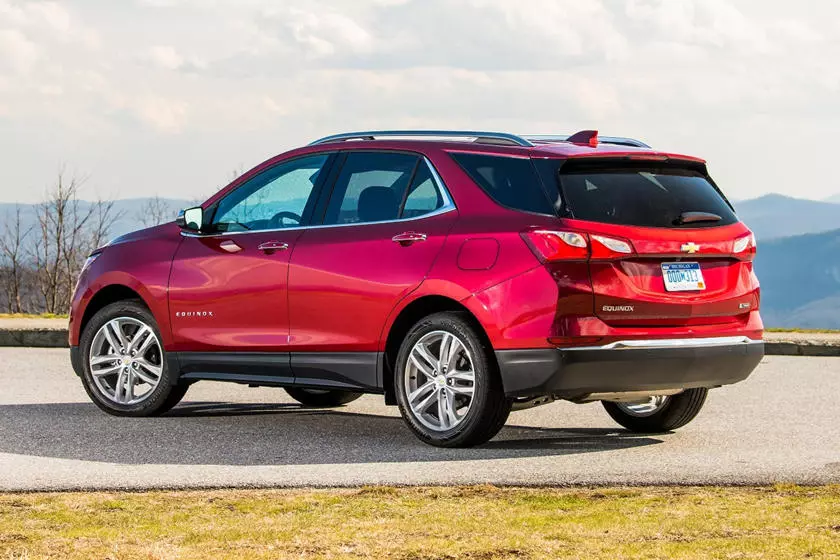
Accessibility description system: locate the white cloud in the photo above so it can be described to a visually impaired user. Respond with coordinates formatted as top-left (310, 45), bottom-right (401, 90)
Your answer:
top-left (0, 0), bottom-right (839, 202)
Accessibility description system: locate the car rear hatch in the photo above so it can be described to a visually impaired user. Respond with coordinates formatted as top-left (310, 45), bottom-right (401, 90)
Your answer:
top-left (531, 157), bottom-right (758, 328)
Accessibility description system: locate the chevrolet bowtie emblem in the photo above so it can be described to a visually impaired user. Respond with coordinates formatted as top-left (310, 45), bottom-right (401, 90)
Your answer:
top-left (681, 242), bottom-right (700, 254)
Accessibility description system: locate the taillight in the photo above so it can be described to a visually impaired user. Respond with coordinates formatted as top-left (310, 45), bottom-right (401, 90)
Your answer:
top-left (522, 230), bottom-right (635, 262)
top-left (522, 230), bottom-right (588, 261)
top-left (733, 232), bottom-right (756, 261)
top-left (590, 234), bottom-right (633, 259)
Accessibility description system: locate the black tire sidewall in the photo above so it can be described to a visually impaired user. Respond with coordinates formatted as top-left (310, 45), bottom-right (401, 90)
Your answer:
top-left (79, 300), bottom-right (180, 417)
top-left (394, 312), bottom-right (505, 447)
top-left (602, 388), bottom-right (708, 433)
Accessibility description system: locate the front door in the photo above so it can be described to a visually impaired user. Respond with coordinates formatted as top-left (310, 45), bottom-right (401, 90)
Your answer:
top-left (168, 153), bottom-right (333, 362)
top-left (288, 151), bottom-right (457, 389)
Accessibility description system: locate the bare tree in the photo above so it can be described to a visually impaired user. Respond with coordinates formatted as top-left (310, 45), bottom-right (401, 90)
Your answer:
top-left (29, 171), bottom-right (122, 314)
top-left (0, 206), bottom-right (31, 313)
top-left (136, 196), bottom-right (172, 227)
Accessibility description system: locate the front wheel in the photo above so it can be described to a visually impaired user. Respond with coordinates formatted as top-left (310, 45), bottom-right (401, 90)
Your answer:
top-left (602, 388), bottom-right (708, 433)
top-left (395, 312), bottom-right (511, 448)
top-left (79, 299), bottom-right (187, 416)
top-left (284, 387), bottom-right (363, 407)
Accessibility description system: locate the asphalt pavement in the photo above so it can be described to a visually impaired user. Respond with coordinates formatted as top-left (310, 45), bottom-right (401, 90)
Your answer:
top-left (0, 348), bottom-right (837, 491)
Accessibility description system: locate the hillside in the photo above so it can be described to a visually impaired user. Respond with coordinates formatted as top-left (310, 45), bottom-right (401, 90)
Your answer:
top-left (754, 229), bottom-right (840, 329)
top-left (734, 194), bottom-right (840, 240)
top-left (0, 198), bottom-right (193, 239)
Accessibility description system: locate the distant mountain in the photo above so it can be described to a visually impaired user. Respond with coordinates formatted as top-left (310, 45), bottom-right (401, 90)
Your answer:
top-left (0, 198), bottom-right (194, 240)
top-left (824, 194), bottom-right (840, 203)
top-left (754, 229), bottom-right (840, 329)
top-left (734, 194), bottom-right (840, 240)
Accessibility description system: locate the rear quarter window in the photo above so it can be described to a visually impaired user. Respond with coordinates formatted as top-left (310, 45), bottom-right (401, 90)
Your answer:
top-left (450, 153), bottom-right (554, 215)
top-left (548, 162), bottom-right (738, 228)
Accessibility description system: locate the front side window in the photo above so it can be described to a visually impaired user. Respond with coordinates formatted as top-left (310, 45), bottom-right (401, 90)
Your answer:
top-left (211, 154), bottom-right (329, 233)
top-left (323, 152), bottom-right (419, 225)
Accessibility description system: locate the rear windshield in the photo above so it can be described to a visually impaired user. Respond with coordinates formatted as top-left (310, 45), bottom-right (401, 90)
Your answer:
top-left (543, 162), bottom-right (738, 228)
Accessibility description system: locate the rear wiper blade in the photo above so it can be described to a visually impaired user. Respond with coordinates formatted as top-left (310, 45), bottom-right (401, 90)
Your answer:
top-left (672, 211), bottom-right (722, 225)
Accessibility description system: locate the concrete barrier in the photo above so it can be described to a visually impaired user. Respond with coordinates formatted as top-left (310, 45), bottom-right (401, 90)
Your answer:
top-left (0, 319), bottom-right (838, 356)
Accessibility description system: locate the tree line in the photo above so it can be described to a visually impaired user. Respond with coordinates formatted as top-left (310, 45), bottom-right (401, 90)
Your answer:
top-left (0, 172), bottom-right (172, 315)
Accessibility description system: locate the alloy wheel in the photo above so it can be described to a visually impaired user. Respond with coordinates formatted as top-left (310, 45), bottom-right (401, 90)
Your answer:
top-left (88, 317), bottom-right (163, 405)
top-left (615, 395), bottom-right (669, 417)
top-left (404, 330), bottom-right (476, 432)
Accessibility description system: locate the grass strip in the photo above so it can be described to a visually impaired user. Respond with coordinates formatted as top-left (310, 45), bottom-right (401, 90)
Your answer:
top-left (1, 485), bottom-right (838, 559)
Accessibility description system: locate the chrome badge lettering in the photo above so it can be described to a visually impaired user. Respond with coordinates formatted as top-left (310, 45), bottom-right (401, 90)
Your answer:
top-left (175, 311), bottom-right (215, 318)
top-left (602, 305), bottom-right (634, 312)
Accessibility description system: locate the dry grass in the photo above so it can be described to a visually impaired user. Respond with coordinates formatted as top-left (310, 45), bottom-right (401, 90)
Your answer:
top-left (0, 313), bottom-right (68, 320)
top-left (1, 485), bottom-right (838, 559)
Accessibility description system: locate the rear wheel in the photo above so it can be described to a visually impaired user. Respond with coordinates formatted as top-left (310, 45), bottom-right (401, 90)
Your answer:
top-left (80, 299), bottom-right (188, 416)
top-left (284, 387), bottom-right (363, 407)
top-left (602, 388), bottom-right (708, 433)
top-left (395, 312), bottom-right (511, 448)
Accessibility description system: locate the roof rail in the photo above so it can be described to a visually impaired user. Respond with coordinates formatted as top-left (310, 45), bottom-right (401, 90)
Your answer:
top-left (309, 130), bottom-right (534, 147)
top-left (524, 134), bottom-right (651, 149)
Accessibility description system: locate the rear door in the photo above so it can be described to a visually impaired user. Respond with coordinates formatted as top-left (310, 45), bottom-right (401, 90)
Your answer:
top-left (539, 159), bottom-right (759, 327)
top-left (287, 150), bottom-right (457, 389)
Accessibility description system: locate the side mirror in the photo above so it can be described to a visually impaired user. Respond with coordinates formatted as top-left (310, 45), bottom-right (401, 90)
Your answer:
top-left (176, 207), bottom-right (204, 232)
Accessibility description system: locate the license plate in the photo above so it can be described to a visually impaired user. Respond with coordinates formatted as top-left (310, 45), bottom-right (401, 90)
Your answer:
top-left (661, 262), bottom-right (706, 292)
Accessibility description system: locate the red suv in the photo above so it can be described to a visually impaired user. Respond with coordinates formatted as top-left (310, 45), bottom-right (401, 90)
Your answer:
top-left (69, 130), bottom-right (764, 447)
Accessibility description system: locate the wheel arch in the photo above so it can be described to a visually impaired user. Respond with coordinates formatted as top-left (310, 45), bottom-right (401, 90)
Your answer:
top-left (380, 294), bottom-right (496, 405)
top-left (78, 284), bottom-right (149, 343)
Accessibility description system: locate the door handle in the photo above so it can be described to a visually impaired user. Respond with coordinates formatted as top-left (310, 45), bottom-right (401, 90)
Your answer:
top-left (392, 232), bottom-right (428, 246)
top-left (257, 241), bottom-right (289, 253)
top-left (219, 240), bottom-right (242, 253)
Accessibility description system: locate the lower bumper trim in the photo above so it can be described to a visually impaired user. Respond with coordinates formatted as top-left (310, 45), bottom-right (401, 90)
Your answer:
top-left (496, 339), bottom-right (764, 398)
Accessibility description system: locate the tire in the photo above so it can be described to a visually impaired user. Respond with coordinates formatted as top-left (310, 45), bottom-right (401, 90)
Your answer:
top-left (394, 312), bottom-right (511, 448)
top-left (79, 299), bottom-right (187, 417)
top-left (602, 388), bottom-right (709, 433)
top-left (284, 387), bottom-right (363, 407)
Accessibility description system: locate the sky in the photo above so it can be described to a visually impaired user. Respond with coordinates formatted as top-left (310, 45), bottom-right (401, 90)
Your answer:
top-left (1, 0), bottom-right (838, 204)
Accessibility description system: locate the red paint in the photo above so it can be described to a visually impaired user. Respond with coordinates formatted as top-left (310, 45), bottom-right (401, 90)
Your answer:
top-left (69, 137), bottom-right (762, 358)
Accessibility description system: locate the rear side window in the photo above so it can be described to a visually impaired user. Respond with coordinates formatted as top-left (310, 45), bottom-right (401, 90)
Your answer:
top-left (324, 152), bottom-right (418, 225)
top-left (547, 162), bottom-right (738, 228)
top-left (451, 153), bottom-right (554, 215)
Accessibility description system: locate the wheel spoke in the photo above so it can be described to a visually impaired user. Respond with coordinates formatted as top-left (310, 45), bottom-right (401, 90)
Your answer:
top-left (136, 359), bottom-right (162, 379)
top-left (412, 343), bottom-right (437, 372)
top-left (129, 326), bottom-right (152, 354)
top-left (132, 366), bottom-right (157, 385)
top-left (90, 354), bottom-right (120, 366)
top-left (108, 320), bottom-right (129, 349)
top-left (125, 371), bottom-right (135, 402)
top-left (448, 384), bottom-right (474, 396)
top-left (444, 390), bottom-right (459, 426)
top-left (408, 381), bottom-right (435, 405)
top-left (438, 333), bottom-right (453, 370)
top-left (446, 369), bottom-right (474, 382)
top-left (414, 388), bottom-right (438, 415)
top-left (409, 352), bottom-right (435, 378)
top-left (443, 337), bottom-right (464, 371)
top-left (92, 364), bottom-right (122, 378)
top-left (102, 323), bottom-right (122, 353)
top-left (114, 369), bottom-right (127, 402)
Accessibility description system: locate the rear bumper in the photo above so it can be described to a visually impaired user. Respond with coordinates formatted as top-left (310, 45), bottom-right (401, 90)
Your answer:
top-left (496, 336), bottom-right (764, 398)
